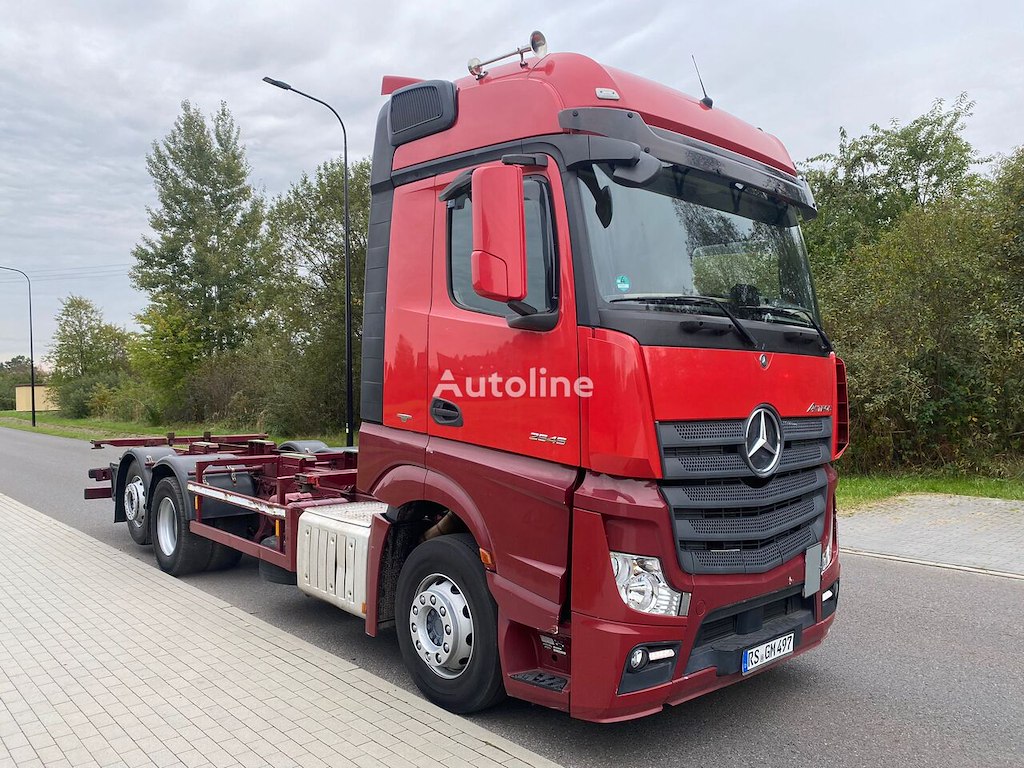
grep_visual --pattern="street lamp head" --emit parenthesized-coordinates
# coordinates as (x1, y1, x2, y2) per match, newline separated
(262, 76, 292, 91)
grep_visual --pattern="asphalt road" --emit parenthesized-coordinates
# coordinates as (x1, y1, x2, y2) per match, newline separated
(1, 426, 1021, 767)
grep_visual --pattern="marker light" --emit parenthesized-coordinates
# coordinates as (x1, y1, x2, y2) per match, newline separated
(610, 552, 689, 616)
(821, 504, 836, 575)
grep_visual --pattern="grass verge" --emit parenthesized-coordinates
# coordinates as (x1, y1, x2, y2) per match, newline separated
(838, 474, 1024, 509)
(0, 410, 189, 440)
(0, 410, 353, 447)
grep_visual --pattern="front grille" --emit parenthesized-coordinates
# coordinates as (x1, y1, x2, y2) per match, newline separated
(659, 416, 831, 574)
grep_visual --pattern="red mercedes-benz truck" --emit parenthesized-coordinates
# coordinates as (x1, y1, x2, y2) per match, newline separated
(88, 33, 848, 722)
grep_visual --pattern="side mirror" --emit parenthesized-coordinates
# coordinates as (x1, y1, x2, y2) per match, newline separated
(470, 165, 527, 303)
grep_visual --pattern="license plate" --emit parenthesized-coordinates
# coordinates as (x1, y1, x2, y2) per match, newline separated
(742, 632, 794, 674)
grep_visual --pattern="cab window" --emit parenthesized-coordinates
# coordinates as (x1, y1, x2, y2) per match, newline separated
(448, 176, 557, 315)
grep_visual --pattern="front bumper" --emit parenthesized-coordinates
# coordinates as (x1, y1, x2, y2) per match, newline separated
(570, 576, 839, 722)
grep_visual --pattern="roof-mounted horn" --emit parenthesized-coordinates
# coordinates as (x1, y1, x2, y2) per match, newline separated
(467, 30, 548, 81)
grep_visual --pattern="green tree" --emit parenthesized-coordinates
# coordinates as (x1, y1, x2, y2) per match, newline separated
(131, 101, 283, 360)
(129, 296, 206, 418)
(802, 93, 979, 272)
(0, 356, 43, 410)
(991, 148, 1024, 294)
(263, 157, 371, 433)
(46, 296, 131, 417)
(803, 97, 1024, 472)
(47, 296, 130, 381)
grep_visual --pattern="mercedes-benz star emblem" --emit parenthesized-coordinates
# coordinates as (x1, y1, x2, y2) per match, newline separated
(743, 406, 783, 477)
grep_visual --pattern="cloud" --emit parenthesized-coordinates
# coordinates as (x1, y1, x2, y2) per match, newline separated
(0, 0, 1020, 358)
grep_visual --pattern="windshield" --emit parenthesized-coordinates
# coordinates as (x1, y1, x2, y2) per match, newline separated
(577, 163, 821, 326)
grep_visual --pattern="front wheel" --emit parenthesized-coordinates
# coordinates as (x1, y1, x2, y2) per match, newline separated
(151, 476, 213, 576)
(395, 533, 505, 714)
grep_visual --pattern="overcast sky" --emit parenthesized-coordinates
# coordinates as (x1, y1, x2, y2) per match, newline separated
(1, 0, 1021, 361)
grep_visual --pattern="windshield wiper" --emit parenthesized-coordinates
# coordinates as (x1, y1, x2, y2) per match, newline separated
(609, 294, 761, 349)
(753, 305, 833, 352)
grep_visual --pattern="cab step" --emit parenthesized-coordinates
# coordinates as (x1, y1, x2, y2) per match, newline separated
(510, 670, 569, 692)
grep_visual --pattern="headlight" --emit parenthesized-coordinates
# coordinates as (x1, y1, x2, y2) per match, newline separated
(609, 552, 689, 616)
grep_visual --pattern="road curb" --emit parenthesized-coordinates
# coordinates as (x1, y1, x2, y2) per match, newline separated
(841, 547, 1024, 580)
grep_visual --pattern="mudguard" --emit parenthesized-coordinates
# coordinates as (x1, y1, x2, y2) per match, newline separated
(112, 447, 177, 523)
(114, 450, 256, 523)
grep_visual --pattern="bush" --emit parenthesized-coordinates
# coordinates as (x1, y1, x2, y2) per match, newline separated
(55, 372, 123, 418)
(93, 378, 163, 425)
(820, 191, 1024, 472)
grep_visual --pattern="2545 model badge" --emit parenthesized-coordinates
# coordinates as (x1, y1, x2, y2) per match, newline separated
(530, 432, 568, 445)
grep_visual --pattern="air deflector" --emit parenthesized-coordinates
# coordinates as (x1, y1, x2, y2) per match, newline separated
(388, 80, 457, 146)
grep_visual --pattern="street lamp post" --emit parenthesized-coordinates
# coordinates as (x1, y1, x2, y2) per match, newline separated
(0, 265, 36, 427)
(263, 76, 355, 448)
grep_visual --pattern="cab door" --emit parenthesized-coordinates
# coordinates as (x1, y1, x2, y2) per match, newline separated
(425, 160, 581, 465)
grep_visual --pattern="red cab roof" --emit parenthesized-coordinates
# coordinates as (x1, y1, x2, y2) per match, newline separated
(391, 52, 797, 176)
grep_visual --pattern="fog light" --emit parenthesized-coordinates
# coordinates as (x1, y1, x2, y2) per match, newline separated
(619, 643, 681, 693)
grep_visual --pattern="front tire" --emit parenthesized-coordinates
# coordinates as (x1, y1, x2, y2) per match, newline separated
(151, 476, 213, 576)
(123, 460, 151, 545)
(395, 534, 505, 714)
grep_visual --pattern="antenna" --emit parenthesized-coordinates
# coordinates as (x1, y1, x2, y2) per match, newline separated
(691, 55, 713, 109)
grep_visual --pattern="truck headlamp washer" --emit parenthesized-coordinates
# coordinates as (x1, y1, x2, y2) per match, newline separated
(409, 573, 474, 680)
(743, 405, 783, 478)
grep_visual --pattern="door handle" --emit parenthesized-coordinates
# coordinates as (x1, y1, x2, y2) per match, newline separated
(430, 397, 464, 427)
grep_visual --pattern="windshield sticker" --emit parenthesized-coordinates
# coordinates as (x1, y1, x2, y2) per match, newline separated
(615, 274, 631, 292)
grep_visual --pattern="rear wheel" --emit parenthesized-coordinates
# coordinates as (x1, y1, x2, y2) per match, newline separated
(395, 533, 505, 714)
(206, 515, 249, 571)
(123, 460, 151, 545)
(151, 476, 213, 576)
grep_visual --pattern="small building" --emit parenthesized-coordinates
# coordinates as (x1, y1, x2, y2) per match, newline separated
(15, 385, 58, 412)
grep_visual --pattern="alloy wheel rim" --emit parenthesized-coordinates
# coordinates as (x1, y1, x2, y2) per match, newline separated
(124, 476, 146, 527)
(156, 497, 177, 557)
(408, 573, 474, 679)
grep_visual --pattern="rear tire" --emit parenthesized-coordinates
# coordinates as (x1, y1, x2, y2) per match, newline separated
(207, 544, 244, 572)
(206, 515, 250, 571)
(151, 476, 213, 576)
(395, 533, 505, 714)
(123, 460, 151, 545)
(258, 536, 297, 584)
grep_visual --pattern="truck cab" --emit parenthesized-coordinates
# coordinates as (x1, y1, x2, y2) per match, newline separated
(357, 48, 846, 720)
(91, 37, 846, 724)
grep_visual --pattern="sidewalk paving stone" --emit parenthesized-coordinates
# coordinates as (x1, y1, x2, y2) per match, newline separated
(839, 493, 1024, 575)
(0, 493, 562, 768)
